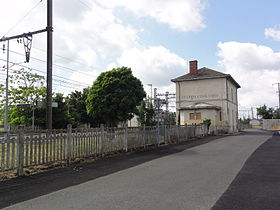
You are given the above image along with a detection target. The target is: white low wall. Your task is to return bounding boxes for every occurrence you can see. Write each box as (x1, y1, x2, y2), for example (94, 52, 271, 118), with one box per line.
(262, 119, 280, 130)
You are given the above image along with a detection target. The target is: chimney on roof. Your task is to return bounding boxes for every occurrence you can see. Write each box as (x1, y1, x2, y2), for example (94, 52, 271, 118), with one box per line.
(189, 60, 198, 75)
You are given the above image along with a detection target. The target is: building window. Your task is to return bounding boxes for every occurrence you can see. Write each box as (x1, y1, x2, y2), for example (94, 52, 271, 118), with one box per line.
(189, 112, 201, 120)
(190, 113, 195, 120)
(220, 111, 222, 121)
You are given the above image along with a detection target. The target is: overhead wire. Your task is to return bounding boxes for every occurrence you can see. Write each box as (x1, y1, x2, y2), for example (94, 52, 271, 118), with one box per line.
(32, 46, 88, 67)
(0, 47, 96, 79)
(0, 58, 91, 87)
(2, 0, 43, 38)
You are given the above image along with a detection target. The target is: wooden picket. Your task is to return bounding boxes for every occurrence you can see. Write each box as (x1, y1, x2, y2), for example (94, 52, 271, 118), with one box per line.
(0, 124, 208, 175)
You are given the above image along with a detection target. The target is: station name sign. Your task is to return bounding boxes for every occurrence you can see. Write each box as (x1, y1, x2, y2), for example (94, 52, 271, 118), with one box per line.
(182, 94, 220, 100)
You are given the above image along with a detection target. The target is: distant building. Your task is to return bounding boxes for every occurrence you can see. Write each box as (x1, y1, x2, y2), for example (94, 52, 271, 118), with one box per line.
(127, 115, 140, 127)
(250, 119, 262, 128)
(171, 60, 240, 133)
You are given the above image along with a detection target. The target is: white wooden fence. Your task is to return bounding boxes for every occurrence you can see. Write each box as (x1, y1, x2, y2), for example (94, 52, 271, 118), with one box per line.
(0, 124, 207, 176)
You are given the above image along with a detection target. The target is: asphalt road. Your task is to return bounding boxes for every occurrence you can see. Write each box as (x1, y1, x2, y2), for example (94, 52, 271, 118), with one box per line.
(212, 130, 280, 210)
(2, 130, 272, 210)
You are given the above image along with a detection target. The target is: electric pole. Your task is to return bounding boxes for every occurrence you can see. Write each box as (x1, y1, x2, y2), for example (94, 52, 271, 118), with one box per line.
(0, 0, 53, 130)
(147, 84, 152, 103)
(273, 83, 280, 115)
(1, 29, 47, 131)
(277, 83, 280, 110)
(4, 41, 9, 132)
(46, 0, 53, 129)
(165, 91, 169, 112)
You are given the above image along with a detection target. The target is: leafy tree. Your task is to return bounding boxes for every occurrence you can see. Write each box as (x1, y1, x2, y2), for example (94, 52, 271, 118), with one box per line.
(86, 67, 146, 126)
(240, 118, 250, 124)
(257, 105, 274, 119)
(52, 93, 72, 129)
(67, 88, 96, 127)
(3, 68, 46, 127)
(136, 100, 156, 126)
(9, 68, 46, 105)
(202, 119, 211, 129)
(165, 112, 176, 125)
(0, 83, 4, 125)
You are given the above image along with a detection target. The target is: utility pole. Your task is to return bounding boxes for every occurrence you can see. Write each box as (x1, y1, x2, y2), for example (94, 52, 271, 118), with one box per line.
(277, 83, 280, 110)
(4, 41, 9, 132)
(1, 29, 46, 131)
(278, 83, 280, 110)
(165, 91, 169, 125)
(46, 0, 53, 129)
(0, 0, 52, 130)
(153, 88, 160, 144)
(272, 83, 280, 117)
(147, 84, 152, 103)
(165, 91, 169, 112)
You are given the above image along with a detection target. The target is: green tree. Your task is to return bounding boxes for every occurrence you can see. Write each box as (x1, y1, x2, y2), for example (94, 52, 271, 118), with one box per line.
(257, 105, 274, 119)
(4, 68, 46, 127)
(165, 112, 176, 125)
(202, 119, 211, 129)
(240, 118, 250, 124)
(86, 67, 146, 126)
(67, 88, 96, 127)
(9, 68, 46, 105)
(136, 100, 156, 126)
(0, 83, 4, 125)
(52, 93, 71, 129)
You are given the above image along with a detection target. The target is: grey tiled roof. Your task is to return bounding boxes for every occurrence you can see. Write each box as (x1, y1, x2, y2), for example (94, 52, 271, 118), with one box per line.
(171, 67, 241, 88)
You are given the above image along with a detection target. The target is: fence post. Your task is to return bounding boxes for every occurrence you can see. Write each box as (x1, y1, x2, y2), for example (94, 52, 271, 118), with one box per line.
(156, 124, 160, 146)
(164, 125, 167, 144)
(124, 126, 128, 152)
(66, 124, 73, 166)
(143, 125, 146, 148)
(177, 125, 180, 143)
(17, 130, 24, 176)
(100, 124, 104, 155)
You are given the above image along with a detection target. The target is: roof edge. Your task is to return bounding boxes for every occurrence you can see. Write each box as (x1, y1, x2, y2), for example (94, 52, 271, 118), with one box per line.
(171, 74, 241, 88)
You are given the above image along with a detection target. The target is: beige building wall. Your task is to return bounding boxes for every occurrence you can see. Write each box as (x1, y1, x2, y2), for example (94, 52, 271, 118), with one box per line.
(180, 109, 221, 126)
(176, 77, 239, 132)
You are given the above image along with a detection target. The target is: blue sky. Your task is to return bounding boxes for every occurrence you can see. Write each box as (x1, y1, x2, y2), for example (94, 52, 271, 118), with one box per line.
(0, 0, 280, 115)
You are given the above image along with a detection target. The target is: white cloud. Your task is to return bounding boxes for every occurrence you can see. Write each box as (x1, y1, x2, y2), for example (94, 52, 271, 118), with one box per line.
(0, 0, 188, 98)
(116, 46, 187, 86)
(265, 26, 280, 41)
(217, 41, 280, 108)
(51, 0, 141, 66)
(97, 0, 206, 32)
(0, 0, 142, 87)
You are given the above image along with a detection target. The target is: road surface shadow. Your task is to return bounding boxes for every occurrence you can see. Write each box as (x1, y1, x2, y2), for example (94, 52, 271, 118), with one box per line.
(0, 135, 222, 209)
(212, 131, 280, 210)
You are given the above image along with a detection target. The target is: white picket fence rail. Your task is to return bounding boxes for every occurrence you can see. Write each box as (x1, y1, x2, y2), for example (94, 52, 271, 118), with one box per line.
(0, 124, 208, 176)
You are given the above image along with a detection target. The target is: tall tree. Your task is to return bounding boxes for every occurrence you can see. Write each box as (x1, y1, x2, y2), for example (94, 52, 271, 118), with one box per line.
(9, 68, 46, 105)
(4, 68, 46, 127)
(67, 88, 95, 127)
(52, 93, 71, 129)
(0, 83, 4, 125)
(136, 100, 156, 126)
(257, 105, 279, 119)
(86, 67, 146, 126)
